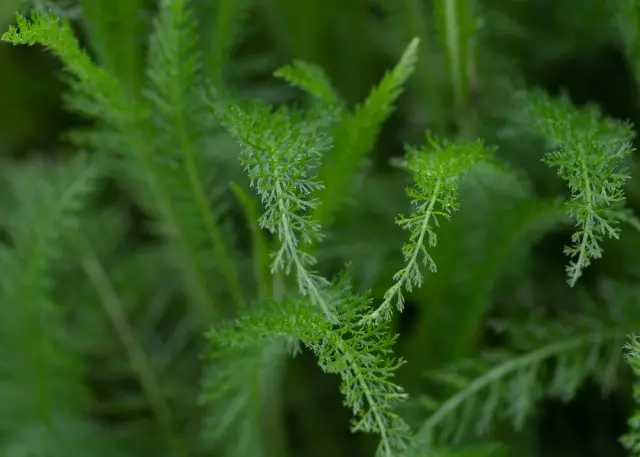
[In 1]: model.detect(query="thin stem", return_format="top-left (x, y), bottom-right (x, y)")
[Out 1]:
top-left (230, 181), bottom-right (272, 298)
top-left (81, 247), bottom-right (188, 457)
top-left (363, 179), bottom-right (441, 324)
top-left (273, 181), bottom-right (332, 319)
top-left (412, 327), bottom-right (628, 449)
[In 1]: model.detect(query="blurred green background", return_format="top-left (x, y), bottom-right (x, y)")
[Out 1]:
top-left (3, 1), bottom-right (640, 457)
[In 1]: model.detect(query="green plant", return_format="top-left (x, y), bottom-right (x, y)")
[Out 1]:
top-left (3, 1), bottom-right (640, 457)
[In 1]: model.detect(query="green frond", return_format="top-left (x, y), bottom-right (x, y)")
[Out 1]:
top-left (2, 12), bottom-right (130, 126)
top-left (208, 84), bottom-right (412, 455)
top-left (209, 95), bottom-right (333, 315)
top-left (309, 295), bottom-right (412, 457)
top-left (4, 10), bottom-right (242, 319)
top-left (521, 89), bottom-right (635, 286)
top-left (363, 133), bottom-right (488, 325)
top-left (313, 37), bottom-right (420, 226)
top-left (77, 0), bottom-right (146, 93)
top-left (274, 59), bottom-right (344, 109)
top-left (200, 339), bottom-right (289, 457)
top-left (204, 0), bottom-right (252, 85)
top-left (204, 287), bottom-right (411, 457)
top-left (410, 296), bottom-right (636, 453)
top-left (147, 0), bottom-right (202, 95)
top-left (434, 0), bottom-right (478, 119)
top-left (0, 154), bottom-right (100, 437)
top-left (145, 0), bottom-right (245, 310)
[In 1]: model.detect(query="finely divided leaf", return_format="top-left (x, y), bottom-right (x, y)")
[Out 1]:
top-left (209, 96), bottom-right (333, 316)
top-left (314, 38), bottom-right (420, 226)
top-left (204, 291), bottom-right (411, 457)
top-left (521, 89), bottom-right (635, 286)
top-left (0, 155), bottom-right (100, 438)
top-left (274, 60), bottom-right (344, 108)
top-left (363, 133), bottom-right (488, 325)
top-left (410, 297), bottom-right (636, 454)
top-left (145, 0), bottom-right (245, 310)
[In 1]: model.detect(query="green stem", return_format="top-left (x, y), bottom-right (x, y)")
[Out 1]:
top-left (81, 247), bottom-right (188, 457)
top-left (230, 181), bottom-right (272, 298)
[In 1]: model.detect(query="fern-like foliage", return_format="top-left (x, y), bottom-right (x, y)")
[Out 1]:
top-left (0, 155), bottom-right (99, 444)
top-left (2, 7), bottom-right (243, 319)
top-left (207, 82), bottom-right (412, 454)
top-left (203, 289), bottom-right (411, 457)
top-left (208, 95), bottom-right (334, 316)
top-left (202, 0), bottom-right (252, 85)
top-left (433, 0), bottom-right (478, 123)
top-left (274, 59), bottom-right (345, 109)
top-left (409, 280), bottom-right (639, 454)
top-left (521, 89), bottom-right (635, 286)
top-left (77, 0), bottom-right (146, 92)
top-left (283, 38), bottom-right (420, 227)
top-left (145, 0), bottom-right (245, 310)
top-left (200, 338), bottom-right (289, 457)
top-left (363, 134), bottom-right (488, 325)
top-left (622, 335), bottom-right (640, 455)
top-left (615, 0), bottom-right (640, 91)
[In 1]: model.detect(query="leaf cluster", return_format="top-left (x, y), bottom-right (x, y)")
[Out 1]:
top-left (521, 89), bottom-right (635, 286)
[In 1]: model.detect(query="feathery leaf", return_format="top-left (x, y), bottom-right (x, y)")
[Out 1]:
top-left (209, 95), bottom-right (334, 316)
top-left (363, 133), bottom-right (488, 325)
top-left (0, 154), bottom-right (100, 438)
top-left (204, 289), bottom-right (411, 457)
top-left (313, 37), bottom-right (420, 226)
top-left (521, 89), bottom-right (635, 286)
top-left (410, 285), bottom-right (637, 453)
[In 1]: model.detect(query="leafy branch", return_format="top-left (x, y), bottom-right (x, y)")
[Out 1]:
top-left (209, 92), bottom-right (412, 454)
top-left (2, 8), bottom-right (244, 319)
top-left (208, 96), bottom-right (334, 317)
top-left (204, 291), bottom-right (411, 457)
top-left (0, 154), bottom-right (100, 437)
top-left (409, 298), bottom-right (636, 454)
top-left (145, 0), bottom-right (245, 309)
top-left (363, 134), bottom-right (487, 325)
top-left (521, 89), bottom-right (635, 286)
top-left (292, 38), bottom-right (420, 227)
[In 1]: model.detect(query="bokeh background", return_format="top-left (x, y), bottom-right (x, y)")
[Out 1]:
top-left (3, 1), bottom-right (640, 457)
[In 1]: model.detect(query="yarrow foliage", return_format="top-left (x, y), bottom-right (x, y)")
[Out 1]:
top-left (522, 90), bottom-right (635, 286)
top-left (204, 289), bottom-right (411, 457)
top-left (209, 96), bottom-right (334, 316)
top-left (363, 134), bottom-right (488, 325)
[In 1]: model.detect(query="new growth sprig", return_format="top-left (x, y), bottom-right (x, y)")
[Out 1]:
top-left (522, 90), bottom-right (635, 286)
top-left (204, 290), bottom-right (412, 457)
top-left (208, 95), bottom-right (334, 317)
top-left (207, 73), bottom-right (415, 455)
top-left (363, 134), bottom-right (487, 325)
